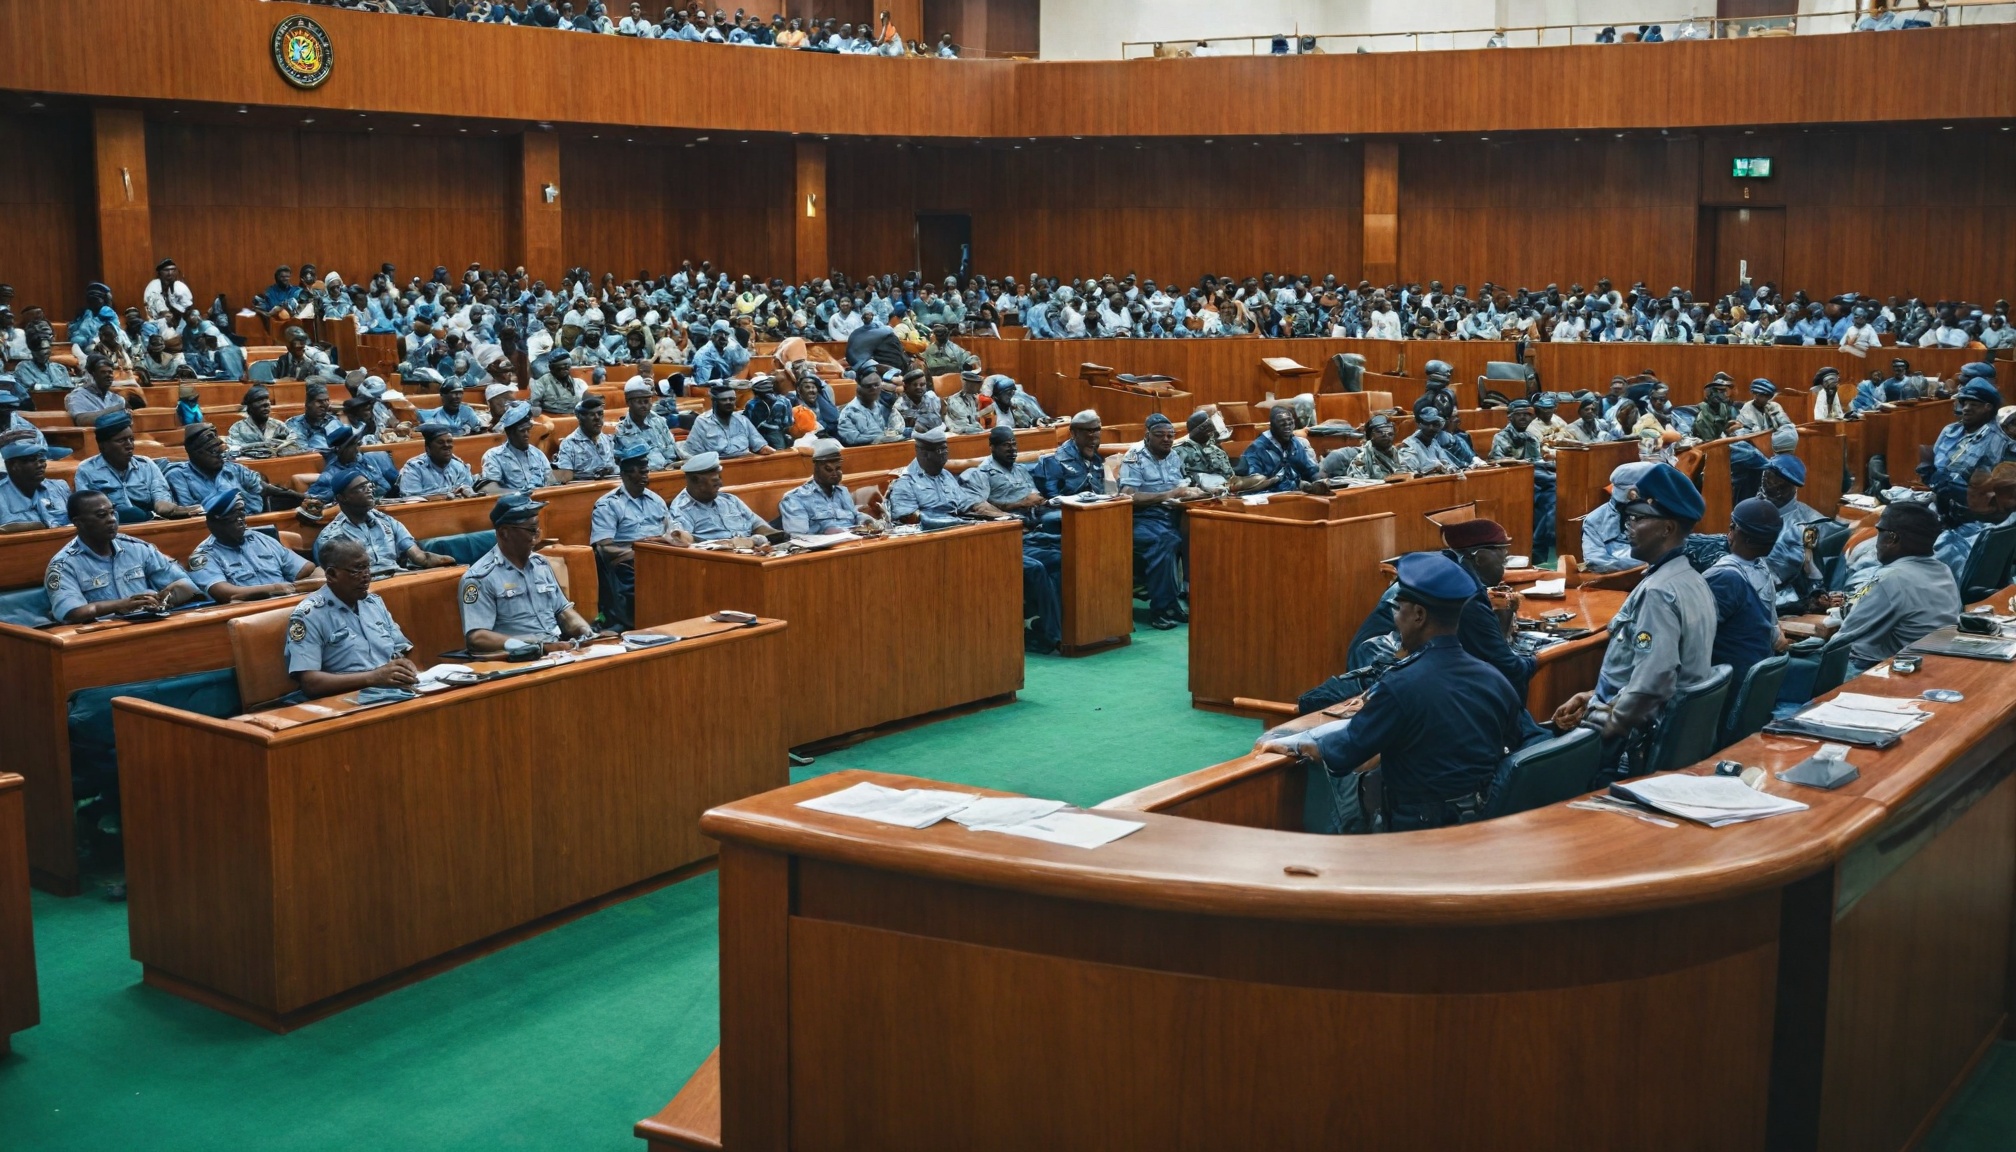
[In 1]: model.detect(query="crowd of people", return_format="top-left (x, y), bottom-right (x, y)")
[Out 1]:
top-left (294, 0), bottom-right (968, 57)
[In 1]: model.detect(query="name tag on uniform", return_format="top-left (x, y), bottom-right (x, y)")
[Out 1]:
top-left (500, 586), bottom-right (522, 599)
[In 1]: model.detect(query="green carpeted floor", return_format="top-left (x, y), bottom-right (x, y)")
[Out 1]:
top-left (3, 624), bottom-right (2013, 1149)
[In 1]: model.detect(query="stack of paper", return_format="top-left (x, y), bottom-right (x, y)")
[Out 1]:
top-left (1524, 578), bottom-right (1567, 598)
top-left (788, 531), bottom-right (856, 551)
top-left (1800, 692), bottom-right (1931, 736)
top-left (797, 783), bottom-right (1144, 848)
top-left (1610, 774), bottom-right (1810, 828)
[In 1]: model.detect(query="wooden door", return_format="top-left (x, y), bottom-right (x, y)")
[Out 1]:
top-left (1711, 206), bottom-right (1785, 296)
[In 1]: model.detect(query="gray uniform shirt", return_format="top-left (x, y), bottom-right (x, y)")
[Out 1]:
top-left (45, 534), bottom-right (189, 621)
top-left (460, 548), bottom-right (573, 642)
top-left (1594, 548), bottom-right (1718, 724)
top-left (616, 413), bottom-right (682, 469)
top-left (285, 584), bottom-right (412, 677)
top-left (481, 442), bottom-right (553, 492)
top-left (74, 453), bottom-right (171, 511)
top-left (777, 478), bottom-right (865, 536)
top-left (187, 530), bottom-right (304, 594)
top-left (669, 489), bottom-right (766, 540)
top-left (886, 461), bottom-right (977, 519)
top-left (1836, 554), bottom-right (1962, 669)
top-left (314, 509), bottom-right (417, 576)
top-left (591, 486), bottom-right (671, 544)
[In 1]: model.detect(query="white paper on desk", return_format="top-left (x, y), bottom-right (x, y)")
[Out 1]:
top-left (1507, 555), bottom-right (1531, 568)
top-left (796, 782), bottom-right (980, 829)
top-left (1240, 493), bottom-right (1270, 505)
top-left (1830, 692), bottom-right (1929, 714)
top-left (415, 663), bottom-right (474, 692)
top-left (1801, 693), bottom-right (1928, 734)
top-left (1526, 578), bottom-right (1567, 597)
top-left (573, 643), bottom-right (628, 660)
top-left (980, 810), bottom-right (1144, 849)
top-left (788, 531), bottom-right (856, 551)
top-left (948, 797), bottom-right (1067, 829)
top-left (1612, 774), bottom-right (1809, 827)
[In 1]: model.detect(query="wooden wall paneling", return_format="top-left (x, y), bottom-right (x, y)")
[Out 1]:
top-left (0, 774), bottom-right (37, 1051)
top-left (562, 138), bottom-right (793, 283)
top-left (794, 140), bottom-right (828, 284)
top-left (0, 111), bottom-right (95, 321)
top-left (1362, 141), bottom-right (1398, 288)
top-left (92, 108), bottom-right (154, 310)
top-left (519, 130), bottom-right (563, 286)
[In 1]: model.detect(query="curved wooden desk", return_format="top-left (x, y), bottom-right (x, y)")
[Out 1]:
top-left (651, 605), bottom-right (2016, 1152)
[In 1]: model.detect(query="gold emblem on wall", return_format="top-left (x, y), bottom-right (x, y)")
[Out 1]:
top-left (272, 16), bottom-right (335, 90)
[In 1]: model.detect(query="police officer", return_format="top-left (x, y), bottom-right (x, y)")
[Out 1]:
top-left (0, 440), bottom-right (72, 530)
top-left (617, 376), bottom-right (682, 468)
top-left (591, 440), bottom-right (681, 630)
top-left (1489, 397), bottom-right (1556, 557)
top-left (1341, 518), bottom-right (1537, 701)
top-left (46, 490), bottom-right (201, 623)
top-left (165, 423), bottom-right (279, 513)
top-left (187, 489), bottom-right (322, 602)
top-left (554, 394), bottom-right (619, 483)
top-left (481, 401), bottom-right (553, 493)
top-left (1237, 403), bottom-right (1325, 493)
top-left (1552, 463), bottom-right (1718, 779)
top-left (1115, 413), bottom-right (1196, 631)
top-left (1580, 461), bottom-right (1655, 573)
top-left (306, 424), bottom-right (401, 506)
top-left (463, 494), bottom-right (598, 652)
top-left (1261, 552), bottom-right (1526, 833)
top-left (311, 465), bottom-right (455, 576)
top-left (399, 421), bottom-right (478, 500)
top-left (961, 424), bottom-right (1065, 653)
top-left (1346, 413), bottom-right (1404, 480)
top-left (1703, 497), bottom-right (1783, 672)
top-left (284, 535), bottom-right (418, 698)
top-left (669, 452), bottom-right (770, 544)
top-left (1397, 404), bottom-right (1465, 474)
top-left (1419, 359), bottom-right (1459, 420)
top-left (778, 438), bottom-right (874, 537)
top-left (73, 410), bottom-right (195, 522)
top-left (887, 427), bottom-right (1008, 521)
top-left (686, 382), bottom-right (773, 458)
top-left (1030, 409), bottom-right (1105, 499)
top-left (1921, 373), bottom-right (2011, 525)
top-left (1757, 452), bottom-right (1833, 609)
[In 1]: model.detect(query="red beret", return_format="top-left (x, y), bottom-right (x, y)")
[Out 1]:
top-left (1440, 518), bottom-right (1512, 550)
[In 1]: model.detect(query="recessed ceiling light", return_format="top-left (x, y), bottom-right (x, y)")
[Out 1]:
top-left (302, 117), bottom-right (315, 125)
top-left (29, 101), bottom-right (44, 110)
top-left (695, 135), bottom-right (708, 142)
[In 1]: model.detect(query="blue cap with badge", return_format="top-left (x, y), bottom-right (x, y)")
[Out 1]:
top-left (1958, 377), bottom-right (2002, 406)
top-left (490, 492), bottom-right (546, 527)
top-left (1730, 497), bottom-right (1783, 541)
top-left (499, 401), bottom-right (534, 430)
top-left (1763, 453), bottom-right (1806, 485)
top-left (1, 439), bottom-right (46, 461)
top-left (202, 489), bottom-right (245, 518)
top-left (1619, 462), bottom-right (1705, 523)
top-left (1393, 552), bottom-right (1477, 608)
top-left (614, 438), bottom-right (652, 464)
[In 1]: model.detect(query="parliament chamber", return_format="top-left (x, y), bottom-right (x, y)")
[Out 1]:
top-left (3, 1), bottom-right (2016, 1148)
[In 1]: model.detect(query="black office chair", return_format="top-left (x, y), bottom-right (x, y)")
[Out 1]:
top-left (1811, 521), bottom-right (1852, 591)
top-left (1718, 653), bottom-right (1790, 749)
top-left (1640, 664), bottom-right (1734, 776)
top-left (1329, 352), bottom-right (1366, 393)
top-left (1779, 631), bottom-right (1855, 705)
top-left (1478, 361), bottom-right (1535, 408)
top-left (1959, 519), bottom-right (2016, 602)
top-left (1483, 727), bottom-right (1603, 818)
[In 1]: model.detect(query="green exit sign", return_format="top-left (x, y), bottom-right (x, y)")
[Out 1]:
top-left (1732, 156), bottom-right (1774, 178)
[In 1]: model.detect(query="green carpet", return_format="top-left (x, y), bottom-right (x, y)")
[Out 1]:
top-left (2, 624), bottom-right (2012, 1150)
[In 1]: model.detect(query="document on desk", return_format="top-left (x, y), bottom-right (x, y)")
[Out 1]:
top-left (980, 810), bottom-right (1144, 849)
top-left (948, 797), bottom-right (1067, 828)
top-left (788, 531), bottom-right (857, 551)
top-left (797, 781), bottom-right (981, 828)
top-left (1800, 692), bottom-right (1929, 735)
top-left (1524, 578), bottom-right (1567, 598)
top-left (1609, 774), bottom-right (1809, 828)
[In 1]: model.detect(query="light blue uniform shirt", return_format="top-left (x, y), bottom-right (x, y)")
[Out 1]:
top-left (777, 477), bottom-right (866, 535)
top-left (683, 411), bottom-right (767, 459)
top-left (74, 453), bottom-right (172, 511)
top-left (285, 584), bottom-right (412, 677)
top-left (690, 341), bottom-right (749, 384)
top-left (187, 529), bottom-right (304, 594)
top-left (590, 486), bottom-right (671, 543)
top-left (1117, 444), bottom-right (1184, 494)
top-left (887, 461), bottom-right (978, 519)
top-left (616, 413), bottom-right (682, 468)
top-left (285, 413), bottom-right (343, 453)
top-left (961, 455), bottom-right (1037, 506)
top-left (165, 459), bottom-right (265, 513)
top-left (669, 489), bottom-right (766, 540)
top-left (419, 404), bottom-right (486, 434)
top-left (45, 534), bottom-right (189, 622)
top-left (1580, 501), bottom-right (1636, 573)
top-left (314, 508), bottom-right (417, 576)
top-left (837, 399), bottom-right (897, 446)
top-left (481, 442), bottom-right (553, 492)
top-left (0, 476), bottom-right (71, 527)
top-left (556, 429), bottom-right (618, 479)
top-left (460, 549), bottom-right (572, 642)
top-left (1929, 421), bottom-right (2015, 491)
top-left (398, 453), bottom-right (475, 498)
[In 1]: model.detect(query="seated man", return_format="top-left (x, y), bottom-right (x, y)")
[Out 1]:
top-left (961, 425), bottom-right (1065, 654)
top-left (399, 421), bottom-right (478, 500)
top-left (554, 394), bottom-right (618, 482)
top-left (462, 494), bottom-right (599, 653)
top-left (285, 384), bottom-right (343, 452)
top-left (1175, 408), bottom-right (1268, 494)
top-left (1920, 374), bottom-right (2010, 524)
top-left (668, 452), bottom-right (770, 545)
top-left (1552, 464), bottom-right (1718, 779)
top-left (284, 536), bottom-right (419, 699)
top-left (779, 438), bottom-right (875, 536)
top-left (591, 440), bottom-right (683, 630)
top-left (1114, 413), bottom-right (1200, 631)
top-left (64, 354), bottom-right (130, 427)
top-left (685, 382), bottom-right (773, 459)
top-left (74, 410), bottom-right (196, 522)
top-left (311, 465), bottom-right (455, 577)
top-left (226, 386), bottom-right (306, 459)
top-left (1396, 405), bottom-right (1465, 474)
top-left (420, 380), bottom-right (487, 435)
top-left (988, 376), bottom-right (1054, 429)
top-left (1345, 414), bottom-right (1404, 480)
top-left (166, 423), bottom-right (286, 513)
top-left (1579, 462), bottom-right (1656, 573)
top-left (0, 440), bottom-right (71, 531)
top-left (1340, 518), bottom-right (1536, 701)
top-left (837, 371), bottom-right (903, 446)
top-left (45, 490), bottom-right (202, 623)
top-left (480, 402), bottom-right (553, 493)
top-left (1757, 452), bottom-right (1835, 610)
top-left (187, 490), bottom-right (323, 603)
top-left (616, 376), bottom-right (682, 468)
top-left (886, 426), bottom-right (1008, 522)
top-left (1935, 461), bottom-right (2016, 584)
top-left (1702, 498), bottom-right (1784, 673)
top-left (305, 424), bottom-right (400, 506)
top-left (0, 393), bottom-right (69, 461)
top-left (1488, 398), bottom-right (1557, 557)
top-left (1237, 403), bottom-right (1325, 494)
top-left (271, 325), bottom-right (339, 384)
top-left (891, 369), bottom-right (943, 439)
top-left (1828, 501), bottom-right (1961, 673)
top-left (1259, 552), bottom-right (1526, 833)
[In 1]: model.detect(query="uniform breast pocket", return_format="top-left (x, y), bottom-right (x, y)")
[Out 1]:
top-left (116, 566), bottom-right (145, 584)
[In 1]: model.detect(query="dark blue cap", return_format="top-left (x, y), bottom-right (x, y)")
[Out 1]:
top-left (1958, 379), bottom-right (2002, 406)
top-left (490, 493), bottom-right (546, 527)
top-left (1959, 361), bottom-right (1998, 383)
top-left (1394, 552), bottom-right (1477, 608)
top-left (1730, 497), bottom-right (1783, 541)
top-left (1749, 378), bottom-right (1777, 398)
top-left (202, 488), bottom-right (245, 518)
top-left (326, 424), bottom-right (362, 450)
top-left (322, 464), bottom-right (369, 494)
top-left (615, 438), bottom-right (652, 464)
top-left (416, 419), bottom-right (455, 439)
top-left (1763, 453), bottom-right (1806, 485)
top-left (1619, 462), bottom-right (1704, 523)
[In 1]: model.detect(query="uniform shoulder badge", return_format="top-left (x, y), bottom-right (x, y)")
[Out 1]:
top-left (287, 617), bottom-right (308, 643)
top-left (44, 567), bottom-right (61, 592)
top-left (1633, 630), bottom-right (1654, 650)
top-left (462, 580), bottom-right (481, 604)
top-left (189, 548), bottom-right (209, 570)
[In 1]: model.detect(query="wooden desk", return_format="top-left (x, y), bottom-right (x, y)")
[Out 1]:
top-left (116, 616), bottom-right (786, 1030)
top-left (0, 569), bottom-right (467, 893)
top-left (1699, 431), bottom-right (1772, 534)
top-left (1795, 421), bottom-right (1849, 511)
top-left (0, 773), bottom-right (36, 1055)
top-left (1057, 498), bottom-right (1133, 656)
top-left (1552, 440), bottom-right (1639, 562)
top-left (1520, 584), bottom-right (1627, 720)
top-left (633, 523), bottom-right (1024, 749)
top-left (665, 607), bottom-right (2016, 1150)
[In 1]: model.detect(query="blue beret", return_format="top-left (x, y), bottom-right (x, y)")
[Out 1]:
top-left (1533, 395), bottom-right (1558, 412)
top-left (490, 493), bottom-right (546, 527)
top-left (326, 424), bottom-right (361, 450)
top-left (1730, 497), bottom-right (1783, 541)
top-left (1958, 380), bottom-right (2002, 406)
top-left (1, 439), bottom-right (46, 461)
top-left (202, 488), bottom-right (245, 518)
top-left (92, 410), bottom-right (133, 436)
top-left (1144, 413), bottom-right (1173, 430)
top-left (1506, 398), bottom-right (1533, 413)
top-left (1619, 462), bottom-right (1705, 523)
top-left (1394, 552), bottom-right (1477, 608)
top-left (1763, 453), bottom-right (1807, 486)
top-left (321, 464), bottom-right (369, 494)
top-left (1412, 404), bottom-right (1445, 426)
top-left (1749, 378), bottom-right (1777, 398)
top-left (1625, 382), bottom-right (1655, 404)
top-left (614, 438), bottom-right (652, 464)
top-left (499, 401), bottom-right (534, 430)
top-left (1958, 361), bottom-right (1998, 383)
top-left (913, 426), bottom-right (949, 444)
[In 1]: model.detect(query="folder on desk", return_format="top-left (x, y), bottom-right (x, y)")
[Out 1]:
top-left (1904, 626), bottom-right (2016, 662)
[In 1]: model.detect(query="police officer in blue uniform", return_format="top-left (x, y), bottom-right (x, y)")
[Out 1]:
top-left (481, 402), bottom-right (554, 493)
top-left (1029, 409), bottom-right (1105, 500)
top-left (187, 489), bottom-right (322, 602)
top-left (45, 490), bottom-right (203, 623)
top-left (590, 440), bottom-right (679, 630)
top-left (960, 424), bottom-right (1065, 654)
top-left (307, 424), bottom-right (401, 504)
top-left (1114, 413), bottom-right (1196, 630)
top-left (311, 465), bottom-right (456, 576)
top-left (164, 423), bottom-right (284, 513)
top-left (1261, 552), bottom-right (1526, 832)
top-left (1237, 403), bottom-right (1325, 493)
top-left (0, 440), bottom-right (72, 530)
top-left (73, 410), bottom-right (194, 522)
top-left (669, 452), bottom-right (772, 542)
top-left (399, 421), bottom-right (478, 500)
top-left (284, 535), bottom-right (418, 698)
top-left (778, 438), bottom-right (874, 536)
top-left (462, 494), bottom-right (599, 652)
